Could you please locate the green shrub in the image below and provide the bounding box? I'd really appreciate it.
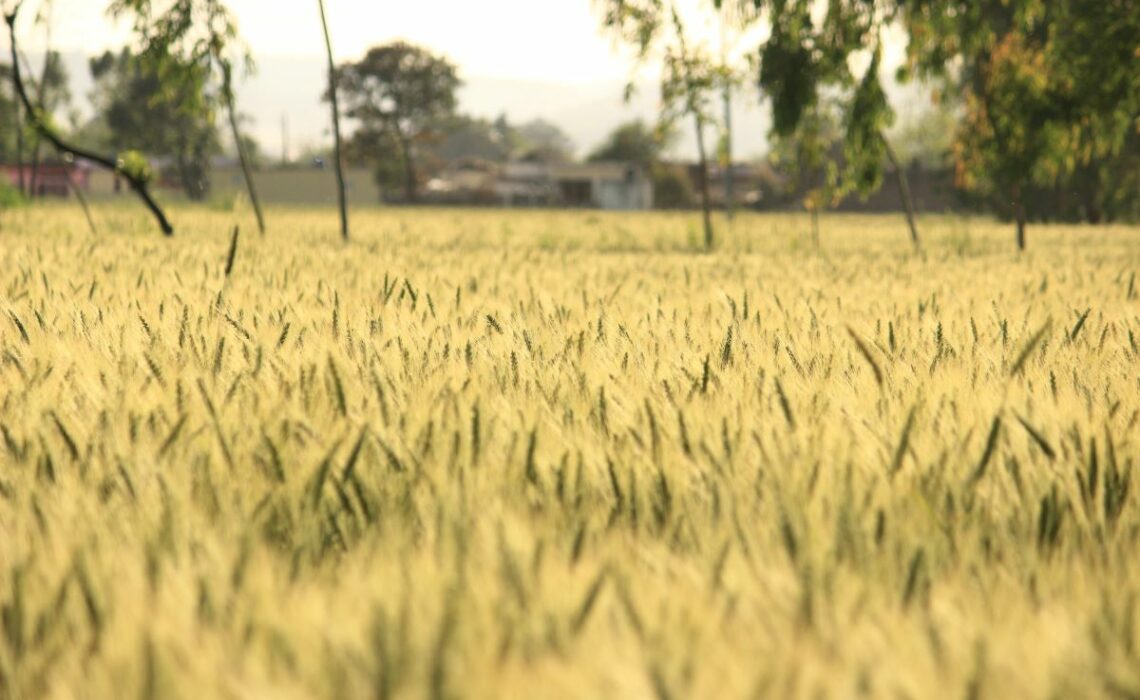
[0,181,24,208]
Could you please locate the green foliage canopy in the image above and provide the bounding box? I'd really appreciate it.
[588,119,673,167]
[337,41,461,202]
[900,0,1140,224]
[87,48,218,200]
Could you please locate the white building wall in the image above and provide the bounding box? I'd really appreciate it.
[595,179,653,211]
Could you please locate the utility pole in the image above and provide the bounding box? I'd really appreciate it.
[281,113,290,166]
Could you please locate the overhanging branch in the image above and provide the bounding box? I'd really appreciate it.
[4,4,174,236]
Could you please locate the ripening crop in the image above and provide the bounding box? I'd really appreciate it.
[1,206,1139,699]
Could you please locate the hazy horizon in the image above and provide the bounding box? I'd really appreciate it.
[11,0,927,162]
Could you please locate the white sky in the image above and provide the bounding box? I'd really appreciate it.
[6,1,920,160]
[12,0,660,83]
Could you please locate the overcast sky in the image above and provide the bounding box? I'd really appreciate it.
[7,1,922,160]
[13,0,665,82]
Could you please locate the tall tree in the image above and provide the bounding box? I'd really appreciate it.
[26,1,70,199]
[0,60,17,224]
[109,0,266,232]
[599,1,725,250]
[4,4,173,235]
[951,32,1058,250]
[513,118,575,163]
[317,0,348,240]
[25,50,69,196]
[766,99,844,247]
[588,119,670,167]
[0,61,19,164]
[590,119,692,211]
[413,113,574,173]
[900,0,1140,245]
[730,0,923,249]
[713,1,762,219]
[337,42,460,203]
[430,114,513,163]
[88,48,219,201]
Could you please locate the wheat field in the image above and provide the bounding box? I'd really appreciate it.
[1,205,1139,699]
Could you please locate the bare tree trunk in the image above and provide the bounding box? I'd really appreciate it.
[27,0,54,200]
[29,55,50,199]
[1015,208,1027,252]
[1013,183,1027,251]
[693,113,715,251]
[317,0,349,241]
[222,75,266,235]
[1084,166,1103,224]
[28,138,42,198]
[174,133,199,201]
[883,135,920,250]
[5,6,172,234]
[810,205,820,248]
[398,135,417,203]
[67,165,97,235]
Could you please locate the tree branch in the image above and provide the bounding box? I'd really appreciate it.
[4,5,174,235]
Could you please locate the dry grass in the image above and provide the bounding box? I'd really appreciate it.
[1,204,1139,699]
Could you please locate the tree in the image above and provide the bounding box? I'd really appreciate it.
[766,99,844,246]
[317,0,348,240]
[344,126,406,201]
[599,1,725,250]
[4,4,173,235]
[890,105,957,169]
[898,0,1047,249]
[109,0,266,233]
[712,1,763,219]
[0,61,18,163]
[23,2,72,199]
[514,118,575,163]
[0,61,18,221]
[431,114,514,163]
[337,41,460,203]
[651,163,696,209]
[952,32,1059,250]
[733,0,923,249]
[590,120,691,210]
[11,48,72,199]
[588,119,669,167]
[87,48,219,201]
[492,113,526,155]
[1044,0,1140,224]
[899,0,1140,245]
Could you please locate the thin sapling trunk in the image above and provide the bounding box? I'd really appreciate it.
[221,63,266,235]
[883,136,921,250]
[693,113,714,250]
[4,5,173,235]
[317,0,349,241]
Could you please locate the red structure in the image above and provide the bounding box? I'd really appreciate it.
[0,164,89,198]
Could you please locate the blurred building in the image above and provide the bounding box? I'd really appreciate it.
[696,162,788,209]
[1,163,88,198]
[205,166,378,206]
[496,161,653,209]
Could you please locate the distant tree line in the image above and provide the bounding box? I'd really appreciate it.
[598,0,1139,250]
[3,0,1137,247]
[329,41,590,203]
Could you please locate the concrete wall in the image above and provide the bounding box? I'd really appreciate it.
[85,167,378,206]
[208,168,378,206]
[596,178,653,210]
